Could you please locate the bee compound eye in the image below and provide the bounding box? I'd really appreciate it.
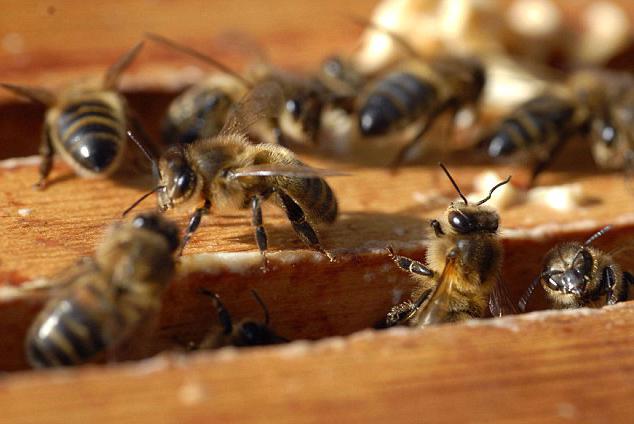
[448,211,472,233]
[286,99,302,119]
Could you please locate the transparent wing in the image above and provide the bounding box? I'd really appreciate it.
[412,257,457,326]
[103,42,144,90]
[0,83,56,106]
[219,80,285,137]
[228,164,349,179]
[489,275,519,317]
[8,258,98,298]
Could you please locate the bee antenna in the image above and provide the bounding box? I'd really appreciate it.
[145,33,252,88]
[518,276,541,312]
[122,186,164,217]
[127,130,160,180]
[439,163,468,205]
[250,289,270,326]
[200,289,233,334]
[476,175,512,206]
[584,225,612,246]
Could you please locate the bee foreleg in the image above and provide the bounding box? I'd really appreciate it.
[386,245,434,277]
[251,196,270,271]
[35,125,54,190]
[386,288,433,327]
[277,191,332,260]
[430,219,444,238]
[601,265,619,305]
[179,199,211,255]
[529,136,570,186]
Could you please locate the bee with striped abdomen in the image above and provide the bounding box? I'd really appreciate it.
[480,69,634,185]
[519,226,634,311]
[196,289,287,349]
[124,81,342,268]
[386,164,514,327]
[25,213,179,368]
[1,43,145,189]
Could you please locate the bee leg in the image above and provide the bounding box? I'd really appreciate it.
[528,136,569,186]
[390,117,434,172]
[179,200,211,255]
[277,191,333,261]
[251,196,270,272]
[430,219,444,238]
[386,288,432,327]
[34,125,54,190]
[601,266,619,305]
[386,245,434,277]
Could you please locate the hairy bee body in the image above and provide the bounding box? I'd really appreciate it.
[358,57,485,137]
[482,70,634,183]
[386,166,510,327]
[46,89,128,176]
[25,214,179,368]
[162,74,247,145]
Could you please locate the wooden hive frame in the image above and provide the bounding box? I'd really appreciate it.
[1,1,634,422]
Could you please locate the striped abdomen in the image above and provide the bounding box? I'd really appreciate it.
[359,72,438,136]
[53,97,126,174]
[485,95,578,158]
[276,175,338,224]
[163,86,233,145]
[25,278,147,368]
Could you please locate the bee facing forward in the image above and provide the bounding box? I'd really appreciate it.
[196,289,287,349]
[519,226,634,311]
[25,213,180,368]
[1,43,145,189]
[386,164,512,326]
[125,81,340,265]
[480,69,634,185]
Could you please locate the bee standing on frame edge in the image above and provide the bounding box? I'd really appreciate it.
[519,225,634,311]
[123,81,344,268]
[385,163,514,327]
[1,42,147,189]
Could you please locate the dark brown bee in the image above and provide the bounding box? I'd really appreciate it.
[480,69,634,185]
[124,81,342,266]
[519,226,634,310]
[25,213,179,368]
[147,33,354,146]
[386,164,513,326]
[350,20,486,168]
[1,43,145,189]
[196,289,287,349]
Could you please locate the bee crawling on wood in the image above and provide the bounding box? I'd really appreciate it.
[1,42,148,189]
[519,225,634,311]
[123,81,344,267]
[25,213,180,368]
[385,164,515,327]
[194,289,287,349]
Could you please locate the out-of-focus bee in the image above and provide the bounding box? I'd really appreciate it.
[1,43,146,189]
[147,33,356,146]
[196,289,287,349]
[480,69,634,185]
[352,21,487,169]
[25,213,180,368]
[124,81,341,266]
[519,225,634,311]
[385,164,513,326]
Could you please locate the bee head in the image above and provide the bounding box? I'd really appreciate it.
[447,205,499,234]
[132,213,180,253]
[439,163,509,234]
[158,145,198,210]
[542,246,594,296]
[236,321,276,346]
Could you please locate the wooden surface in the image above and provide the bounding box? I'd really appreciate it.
[1,1,634,423]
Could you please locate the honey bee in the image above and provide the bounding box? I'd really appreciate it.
[351,20,486,169]
[124,81,341,265]
[196,289,287,349]
[480,69,634,185]
[25,213,180,368]
[386,164,513,326]
[147,33,354,146]
[1,43,146,189]
[518,226,634,311]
